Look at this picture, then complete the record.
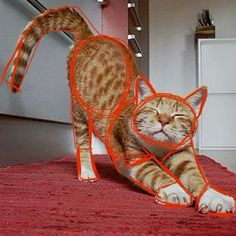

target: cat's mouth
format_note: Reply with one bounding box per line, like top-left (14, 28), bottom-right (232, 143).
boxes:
top-left (150, 129), bottom-right (172, 140)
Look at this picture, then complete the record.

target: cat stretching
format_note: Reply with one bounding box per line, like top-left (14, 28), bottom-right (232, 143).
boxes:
top-left (5, 6), bottom-right (234, 214)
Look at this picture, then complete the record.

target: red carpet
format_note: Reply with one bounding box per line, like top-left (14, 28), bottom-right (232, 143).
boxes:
top-left (0, 155), bottom-right (236, 235)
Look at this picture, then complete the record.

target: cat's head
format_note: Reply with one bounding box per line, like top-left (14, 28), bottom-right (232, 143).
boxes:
top-left (131, 76), bottom-right (207, 147)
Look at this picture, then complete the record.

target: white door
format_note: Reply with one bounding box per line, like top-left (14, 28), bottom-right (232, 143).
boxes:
top-left (198, 39), bottom-right (236, 150)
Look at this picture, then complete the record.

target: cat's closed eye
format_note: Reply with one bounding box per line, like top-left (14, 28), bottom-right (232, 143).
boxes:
top-left (146, 107), bottom-right (159, 115)
top-left (172, 113), bottom-right (188, 119)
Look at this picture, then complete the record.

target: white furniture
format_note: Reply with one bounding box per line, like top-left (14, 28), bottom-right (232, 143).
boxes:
top-left (198, 39), bottom-right (236, 150)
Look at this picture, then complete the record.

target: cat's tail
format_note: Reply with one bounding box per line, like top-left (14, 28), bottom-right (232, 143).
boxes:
top-left (6, 6), bottom-right (93, 93)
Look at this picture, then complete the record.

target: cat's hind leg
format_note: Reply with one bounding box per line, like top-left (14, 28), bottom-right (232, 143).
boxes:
top-left (71, 97), bottom-right (99, 181)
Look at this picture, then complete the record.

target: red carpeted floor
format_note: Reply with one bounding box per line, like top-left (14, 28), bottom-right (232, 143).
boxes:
top-left (0, 155), bottom-right (236, 236)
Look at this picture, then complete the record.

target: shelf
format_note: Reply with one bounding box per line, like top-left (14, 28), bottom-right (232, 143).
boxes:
top-left (128, 1), bottom-right (142, 31)
top-left (128, 33), bottom-right (143, 58)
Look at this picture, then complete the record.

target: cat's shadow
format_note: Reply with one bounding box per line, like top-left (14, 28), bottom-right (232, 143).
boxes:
top-left (53, 155), bottom-right (148, 195)
top-left (96, 158), bottom-right (147, 195)
top-left (66, 155), bottom-right (148, 195)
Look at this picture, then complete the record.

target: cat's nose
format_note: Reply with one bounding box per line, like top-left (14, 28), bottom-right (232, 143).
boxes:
top-left (158, 114), bottom-right (170, 127)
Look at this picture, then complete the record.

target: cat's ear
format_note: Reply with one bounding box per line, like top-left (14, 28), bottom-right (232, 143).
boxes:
top-left (185, 86), bottom-right (208, 117)
top-left (134, 76), bottom-right (156, 104)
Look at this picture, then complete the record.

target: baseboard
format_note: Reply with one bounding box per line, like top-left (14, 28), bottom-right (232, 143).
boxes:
top-left (0, 113), bottom-right (71, 125)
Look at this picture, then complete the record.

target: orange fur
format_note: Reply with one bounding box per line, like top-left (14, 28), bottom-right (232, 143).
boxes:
top-left (3, 6), bottom-right (234, 214)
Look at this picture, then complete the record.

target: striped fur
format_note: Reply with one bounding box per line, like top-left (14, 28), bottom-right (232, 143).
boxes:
top-left (10, 7), bottom-right (92, 92)
top-left (8, 7), bottom-right (234, 212)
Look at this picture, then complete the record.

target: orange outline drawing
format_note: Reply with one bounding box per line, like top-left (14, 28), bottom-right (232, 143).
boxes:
top-left (1, 6), bottom-right (235, 216)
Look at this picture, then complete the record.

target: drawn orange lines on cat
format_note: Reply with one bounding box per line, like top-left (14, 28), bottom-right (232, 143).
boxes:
top-left (1, 6), bottom-right (235, 216)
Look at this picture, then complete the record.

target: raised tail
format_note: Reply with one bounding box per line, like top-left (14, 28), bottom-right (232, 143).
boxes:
top-left (7, 6), bottom-right (93, 93)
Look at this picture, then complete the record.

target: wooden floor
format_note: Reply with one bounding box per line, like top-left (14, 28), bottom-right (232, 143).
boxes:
top-left (1, 115), bottom-right (236, 174)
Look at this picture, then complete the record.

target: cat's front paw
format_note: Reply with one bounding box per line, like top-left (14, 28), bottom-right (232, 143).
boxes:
top-left (156, 183), bottom-right (191, 205)
top-left (79, 165), bottom-right (97, 182)
top-left (198, 188), bottom-right (235, 213)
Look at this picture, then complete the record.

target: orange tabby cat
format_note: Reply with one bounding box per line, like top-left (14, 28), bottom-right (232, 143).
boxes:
top-left (4, 7), bottom-right (234, 214)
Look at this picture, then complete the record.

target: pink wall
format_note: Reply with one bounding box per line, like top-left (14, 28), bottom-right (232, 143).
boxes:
top-left (102, 0), bottom-right (128, 43)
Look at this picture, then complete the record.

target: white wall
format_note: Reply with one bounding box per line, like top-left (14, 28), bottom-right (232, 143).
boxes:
top-left (0, 0), bottom-right (102, 123)
top-left (149, 0), bottom-right (236, 96)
